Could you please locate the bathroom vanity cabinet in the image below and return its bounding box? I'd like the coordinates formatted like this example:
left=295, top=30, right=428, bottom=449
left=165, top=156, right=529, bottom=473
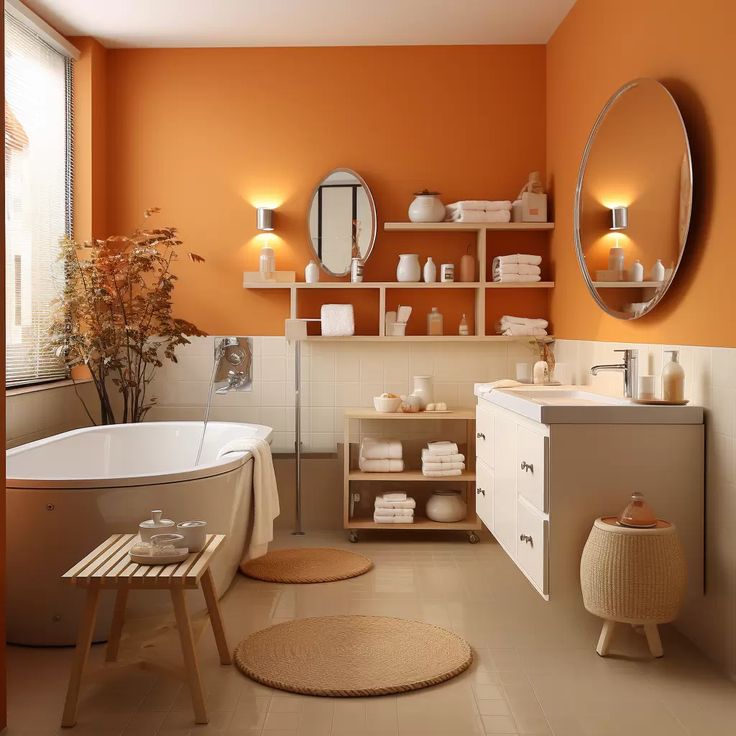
left=475, top=394, right=704, bottom=606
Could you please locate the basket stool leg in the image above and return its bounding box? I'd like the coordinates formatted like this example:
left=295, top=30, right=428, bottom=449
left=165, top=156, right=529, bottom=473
left=596, top=619, right=616, bottom=656
left=644, top=623, right=664, bottom=658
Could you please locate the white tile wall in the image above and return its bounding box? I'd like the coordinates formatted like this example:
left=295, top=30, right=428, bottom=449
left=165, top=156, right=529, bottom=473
left=555, top=338, right=736, bottom=680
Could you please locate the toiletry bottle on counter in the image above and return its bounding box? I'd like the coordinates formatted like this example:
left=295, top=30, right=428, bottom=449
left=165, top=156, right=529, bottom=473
left=423, top=257, right=437, bottom=283
left=427, top=307, right=443, bottom=336
left=533, top=360, right=550, bottom=385
left=662, top=350, right=685, bottom=402
left=458, top=314, right=469, bottom=336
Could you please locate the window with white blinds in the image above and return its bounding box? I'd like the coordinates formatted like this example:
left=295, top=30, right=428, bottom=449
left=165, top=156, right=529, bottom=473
left=5, top=9, right=73, bottom=387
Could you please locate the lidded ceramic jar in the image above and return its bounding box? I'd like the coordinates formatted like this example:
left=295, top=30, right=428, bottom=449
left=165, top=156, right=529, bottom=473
left=139, top=509, right=175, bottom=542
left=426, top=490, right=467, bottom=523
left=408, top=190, right=446, bottom=223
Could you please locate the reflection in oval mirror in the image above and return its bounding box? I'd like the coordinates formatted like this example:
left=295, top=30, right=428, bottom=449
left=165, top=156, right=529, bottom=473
left=307, top=169, right=377, bottom=277
left=574, top=78, right=693, bottom=320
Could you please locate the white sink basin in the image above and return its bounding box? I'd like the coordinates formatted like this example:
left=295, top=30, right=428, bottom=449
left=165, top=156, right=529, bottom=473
left=477, top=385, right=703, bottom=424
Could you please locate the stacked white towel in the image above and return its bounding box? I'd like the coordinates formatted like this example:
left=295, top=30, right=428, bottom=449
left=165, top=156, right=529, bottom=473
left=445, top=200, right=512, bottom=223
left=422, top=442, right=464, bottom=477
left=374, top=493, right=415, bottom=523
left=497, top=315, right=549, bottom=337
left=492, top=255, right=543, bottom=283
left=359, top=438, right=404, bottom=473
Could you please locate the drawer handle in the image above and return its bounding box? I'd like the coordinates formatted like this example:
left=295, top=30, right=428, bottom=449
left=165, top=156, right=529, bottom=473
left=520, top=461, right=534, bottom=473
left=519, top=533, right=534, bottom=546
left=476, top=487, right=486, bottom=496
left=476, top=432, right=486, bottom=440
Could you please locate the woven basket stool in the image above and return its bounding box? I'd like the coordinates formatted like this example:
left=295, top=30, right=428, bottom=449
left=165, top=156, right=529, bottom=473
left=580, top=517, right=687, bottom=658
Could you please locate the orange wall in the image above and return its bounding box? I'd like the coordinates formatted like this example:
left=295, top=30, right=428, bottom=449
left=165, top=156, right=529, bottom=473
left=547, top=0, right=736, bottom=347
left=104, top=45, right=547, bottom=335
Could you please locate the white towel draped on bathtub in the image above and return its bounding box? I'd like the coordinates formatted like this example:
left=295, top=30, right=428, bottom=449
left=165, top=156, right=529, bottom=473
left=218, top=438, right=280, bottom=561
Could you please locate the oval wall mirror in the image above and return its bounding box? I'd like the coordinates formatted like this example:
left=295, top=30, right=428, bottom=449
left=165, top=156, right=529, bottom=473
left=307, top=168, right=377, bottom=277
left=574, top=78, right=693, bottom=320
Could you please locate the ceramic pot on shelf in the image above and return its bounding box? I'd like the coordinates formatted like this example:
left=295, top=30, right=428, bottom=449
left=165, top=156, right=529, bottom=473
left=408, top=190, right=446, bottom=223
left=412, top=375, right=433, bottom=409
left=426, top=490, right=467, bottom=523
left=397, top=253, right=421, bottom=282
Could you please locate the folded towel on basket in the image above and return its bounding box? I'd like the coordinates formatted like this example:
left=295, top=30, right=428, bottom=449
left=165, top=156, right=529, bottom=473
left=426, top=441, right=459, bottom=456
left=446, top=209, right=511, bottom=224
left=422, top=461, right=466, bottom=472
left=359, top=458, right=404, bottom=472
left=420, top=450, right=465, bottom=464
left=422, top=468, right=463, bottom=477
left=493, top=274, right=541, bottom=283
left=375, top=497, right=416, bottom=510
left=446, top=200, right=512, bottom=213
left=374, top=513, right=414, bottom=524
left=494, top=254, right=543, bottom=266
left=360, top=438, right=403, bottom=460
left=320, top=304, right=355, bottom=337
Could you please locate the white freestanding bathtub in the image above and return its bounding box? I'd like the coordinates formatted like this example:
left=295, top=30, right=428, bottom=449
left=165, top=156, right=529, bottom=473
left=6, top=421, right=273, bottom=646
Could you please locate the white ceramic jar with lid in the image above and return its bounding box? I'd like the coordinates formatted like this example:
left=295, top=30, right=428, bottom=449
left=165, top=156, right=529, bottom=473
left=408, top=190, right=446, bottom=223
left=139, top=509, right=175, bottom=542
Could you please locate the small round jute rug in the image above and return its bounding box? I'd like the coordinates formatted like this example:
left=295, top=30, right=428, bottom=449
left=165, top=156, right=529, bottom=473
left=240, top=547, right=373, bottom=584
left=234, top=615, right=472, bottom=697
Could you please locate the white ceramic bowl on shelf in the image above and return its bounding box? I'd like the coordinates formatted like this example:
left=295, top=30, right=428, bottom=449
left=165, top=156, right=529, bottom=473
left=373, top=396, right=402, bottom=413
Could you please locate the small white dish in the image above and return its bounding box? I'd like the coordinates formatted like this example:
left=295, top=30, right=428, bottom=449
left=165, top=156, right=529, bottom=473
left=129, top=548, right=189, bottom=566
left=374, top=396, right=402, bottom=413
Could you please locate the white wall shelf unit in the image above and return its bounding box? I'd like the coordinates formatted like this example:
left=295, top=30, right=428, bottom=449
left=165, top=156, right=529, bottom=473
left=243, top=220, right=554, bottom=340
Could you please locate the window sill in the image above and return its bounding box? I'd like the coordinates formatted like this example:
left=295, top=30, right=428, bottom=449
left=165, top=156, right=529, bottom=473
left=6, top=377, right=93, bottom=398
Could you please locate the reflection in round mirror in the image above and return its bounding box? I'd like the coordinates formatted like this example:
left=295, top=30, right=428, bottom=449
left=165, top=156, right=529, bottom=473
left=307, top=168, right=377, bottom=277
left=574, top=78, right=693, bottom=320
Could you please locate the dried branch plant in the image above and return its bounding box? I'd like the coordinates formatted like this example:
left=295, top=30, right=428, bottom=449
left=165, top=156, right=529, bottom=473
left=50, top=208, right=207, bottom=424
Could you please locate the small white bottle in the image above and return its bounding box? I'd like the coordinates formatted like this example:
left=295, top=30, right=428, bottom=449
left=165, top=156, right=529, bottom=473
left=423, top=257, right=437, bottom=283
left=651, top=259, right=666, bottom=281
left=662, top=350, right=685, bottom=402
left=305, top=260, right=320, bottom=283
left=533, top=360, right=550, bottom=385
left=350, top=257, right=364, bottom=283
left=631, top=260, right=644, bottom=282
left=458, top=314, right=469, bottom=336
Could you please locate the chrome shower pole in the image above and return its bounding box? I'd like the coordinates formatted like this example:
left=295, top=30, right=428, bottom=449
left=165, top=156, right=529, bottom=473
left=293, top=339, right=305, bottom=535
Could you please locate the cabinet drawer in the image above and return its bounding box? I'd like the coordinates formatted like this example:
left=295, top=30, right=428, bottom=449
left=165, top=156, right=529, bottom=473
left=516, top=499, right=548, bottom=595
left=475, top=458, right=493, bottom=529
left=516, top=425, right=548, bottom=512
left=475, top=404, right=493, bottom=467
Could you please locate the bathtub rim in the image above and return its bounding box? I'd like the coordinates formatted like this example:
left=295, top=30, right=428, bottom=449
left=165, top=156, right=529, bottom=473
left=6, top=420, right=272, bottom=490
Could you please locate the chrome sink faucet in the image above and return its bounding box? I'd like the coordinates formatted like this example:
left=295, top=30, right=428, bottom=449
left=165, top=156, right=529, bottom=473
left=591, top=349, right=639, bottom=398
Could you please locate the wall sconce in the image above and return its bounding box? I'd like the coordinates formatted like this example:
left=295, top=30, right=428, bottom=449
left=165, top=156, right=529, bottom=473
left=610, top=206, right=628, bottom=231
left=256, top=207, right=274, bottom=231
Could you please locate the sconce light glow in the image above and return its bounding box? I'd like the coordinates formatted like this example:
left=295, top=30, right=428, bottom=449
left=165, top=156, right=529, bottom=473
left=610, top=206, right=628, bottom=231
left=256, top=207, right=274, bottom=231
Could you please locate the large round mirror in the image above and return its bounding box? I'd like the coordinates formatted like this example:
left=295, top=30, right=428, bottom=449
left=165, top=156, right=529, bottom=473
left=307, top=168, right=377, bottom=277
left=574, top=78, right=693, bottom=319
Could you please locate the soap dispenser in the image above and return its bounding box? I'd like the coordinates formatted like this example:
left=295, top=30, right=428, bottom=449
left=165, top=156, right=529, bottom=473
left=662, top=350, right=685, bottom=402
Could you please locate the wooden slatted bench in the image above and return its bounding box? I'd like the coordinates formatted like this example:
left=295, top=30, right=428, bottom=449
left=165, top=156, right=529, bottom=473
left=61, top=533, right=231, bottom=727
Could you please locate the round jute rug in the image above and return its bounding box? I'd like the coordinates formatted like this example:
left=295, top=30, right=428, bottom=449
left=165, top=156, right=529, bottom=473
left=240, top=547, right=373, bottom=584
left=234, top=615, right=472, bottom=697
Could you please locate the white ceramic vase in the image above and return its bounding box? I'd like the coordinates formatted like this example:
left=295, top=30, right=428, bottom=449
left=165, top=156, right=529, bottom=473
left=412, top=375, right=433, bottom=409
left=426, top=491, right=467, bottom=523
left=397, top=253, right=421, bottom=282
left=408, top=190, right=446, bottom=223
left=305, top=260, right=320, bottom=283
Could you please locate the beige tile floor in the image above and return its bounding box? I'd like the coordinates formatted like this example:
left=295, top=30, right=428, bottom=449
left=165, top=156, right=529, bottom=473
left=6, top=530, right=736, bottom=736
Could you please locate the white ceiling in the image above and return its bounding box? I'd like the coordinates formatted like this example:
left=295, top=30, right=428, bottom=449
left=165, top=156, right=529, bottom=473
left=23, top=0, right=576, bottom=48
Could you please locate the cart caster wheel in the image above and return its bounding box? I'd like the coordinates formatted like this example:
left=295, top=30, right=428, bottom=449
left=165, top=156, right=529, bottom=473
left=468, top=532, right=480, bottom=544
left=348, top=531, right=359, bottom=543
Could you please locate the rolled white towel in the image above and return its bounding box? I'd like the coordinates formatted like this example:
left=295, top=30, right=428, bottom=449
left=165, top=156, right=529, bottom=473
left=446, top=210, right=511, bottom=224
left=381, top=492, right=407, bottom=502
left=375, top=498, right=417, bottom=510
left=359, top=457, right=405, bottom=472
left=422, top=461, right=466, bottom=472
left=500, top=315, right=549, bottom=329
left=374, top=513, right=414, bottom=524
left=493, top=274, right=541, bottom=283
left=426, top=441, right=459, bottom=456
left=493, top=254, right=542, bottom=266
left=320, top=304, right=355, bottom=337
left=372, top=507, right=414, bottom=517
left=501, top=326, right=548, bottom=337
left=360, top=438, right=402, bottom=460
left=446, top=200, right=512, bottom=213
left=422, top=468, right=463, bottom=477
left=421, top=450, right=465, bottom=464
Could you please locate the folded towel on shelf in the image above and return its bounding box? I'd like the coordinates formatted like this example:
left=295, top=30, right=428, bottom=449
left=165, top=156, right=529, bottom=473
left=426, top=441, right=459, bottom=456
left=381, top=492, right=407, bottom=502
left=372, top=507, right=414, bottom=518
left=374, top=513, right=414, bottom=524
left=500, top=326, right=548, bottom=337
left=492, top=259, right=542, bottom=276
left=422, top=461, right=466, bottom=472
left=445, top=209, right=511, bottom=224
left=360, top=438, right=403, bottom=460
left=375, top=498, right=417, bottom=510
left=446, top=200, right=512, bottom=213
left=493, top=254, right=543, bottom=266
left=320, top=304, right=355, bottom=337
left=420, top=450, right=465, bottom=464
left=493, top=274, right=541, bottom=283
left=359, top=458, right=405, bottom=472
left=500, top=315, right=549, bottom=329
left=422, top=468, right=463, bottom=477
